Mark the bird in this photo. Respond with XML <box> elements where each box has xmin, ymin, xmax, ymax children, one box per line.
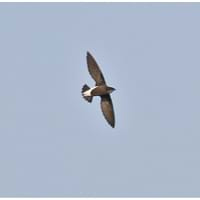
<box><xmin>82</xmin><ymin>51</ymin><xmax>116</xmax><ymax>128</ymax></box>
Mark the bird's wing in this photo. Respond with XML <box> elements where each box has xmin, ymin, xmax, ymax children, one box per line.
<box><xmin>100</xmin><ymin>94</ymin><xmax>115</xmax><ymax>128</ymax></box>
<box><xmin>87</xmin><ymin>52</ymin><xmax>106</xmax><ymax>85</ymax></box>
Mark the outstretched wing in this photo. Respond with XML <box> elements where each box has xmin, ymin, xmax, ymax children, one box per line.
<box><xmin>86</xmin><ymin>52</ymin><xmax>106</xmax><ymax>86</ymax></box>
<box><xmin>100</xmin><ymin>95</ymin><xmax>115</xmax><ymax>128</ymax></box>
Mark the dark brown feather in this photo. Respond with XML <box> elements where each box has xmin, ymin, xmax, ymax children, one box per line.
<box><xmin>100</xmin><ymin>95</ymin><xmax>115</xmax><ymax>128</ymax></box>
<box><xmin>87</xmin><ymin>52</ymin><xmax>106</xmax><ymax>86</ymax></box>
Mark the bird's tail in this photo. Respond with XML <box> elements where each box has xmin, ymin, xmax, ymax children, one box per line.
<box><xmin>82</xmin><ymin>84</ymin><xmax>93</xmax><ymax>103</ymax></box>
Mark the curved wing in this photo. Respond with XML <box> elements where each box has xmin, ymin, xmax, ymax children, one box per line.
<box><xmin>87</xmin><ymin>52</ymin><xmax>106</xmax><ymax>86</ymax></box>
<box><xmin>100</xmin><ymin>95</ymin><xmax>115</xmax><ymax>128</ymax></box>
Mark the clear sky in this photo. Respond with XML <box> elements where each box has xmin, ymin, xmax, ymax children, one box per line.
<box><xmin>0</xmin><ymin>3</ymin><xmax>200</xmax><ymax>197</ymax></box>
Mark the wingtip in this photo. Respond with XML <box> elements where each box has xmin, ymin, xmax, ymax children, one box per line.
<box><xmin>109</xmin><ymin>121</ymin><xmax>115</xmax><ymax>128</ymax></box>
<box><xmin>86</xmin><ymin>51</ymin><xmax>92</xmax><ymax>57</ymax></box>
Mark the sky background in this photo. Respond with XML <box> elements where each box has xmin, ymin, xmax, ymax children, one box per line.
<box><xmin>0</xmin><ymin>3</ymin><xmax>200</xmax><ymax>197</ymax></box>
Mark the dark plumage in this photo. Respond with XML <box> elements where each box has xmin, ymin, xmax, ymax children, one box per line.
<box><xmin>82</xmin><ymin>52</ymin><xmax>116</xmax><ymax>128</ymax></box>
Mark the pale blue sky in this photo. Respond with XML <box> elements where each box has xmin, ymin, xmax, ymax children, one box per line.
<box><xmin>0</xmin><ymin>3</ymin><xmax>200</xmax><ymax>197</ymax></box>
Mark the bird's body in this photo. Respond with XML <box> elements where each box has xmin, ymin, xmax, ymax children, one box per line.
<box><xmin>83</xmin><ymin>85</ymin><xmax>114</xmax><ymax>97</ymax></box>
<box><xmin>81</xmin><ymin>52</ymin><xmax>116</xmax><ymax>128</ymax></box>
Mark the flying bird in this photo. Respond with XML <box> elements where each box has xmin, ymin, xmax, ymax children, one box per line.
<box><xmin>82</xmin><ymin>52</ymin><xmax>116</xmax><ymax>128</ymax></box>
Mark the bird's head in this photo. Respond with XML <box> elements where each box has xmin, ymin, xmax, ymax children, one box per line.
<box><xmin>107</xmin><ymin>86</ymin><xmax>116</xmax><ymax>94</ymax></box>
